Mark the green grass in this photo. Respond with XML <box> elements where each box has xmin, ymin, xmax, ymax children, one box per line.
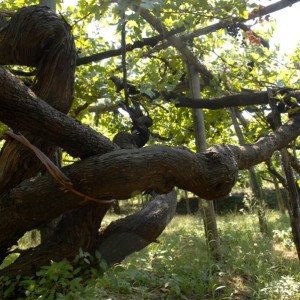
<box><xmin>95</xmin><ymin>211</ymin><xmax>300</xmax><ymax>299</ymax></box>
<box><xmin>1</xmin><ymin>211</ymin><xmax>300</xmax><ymax>299</ymax></box>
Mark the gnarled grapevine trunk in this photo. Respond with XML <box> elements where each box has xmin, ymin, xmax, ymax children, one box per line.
<box><xmin>0</xmin><ymin>6</ymin><xmax>178</xmax><ymax>275</ymax></box>
<box><xmin>2</xmin><ymin>191</ymin><xmax>177</xmax><ymax>276</ymax></box>
<box><xmin>0</xmin><ymin>5</ymin><xmax>76</xmax><ymax>192</ymax></box>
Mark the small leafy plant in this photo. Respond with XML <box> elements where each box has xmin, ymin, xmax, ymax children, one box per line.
<box><xmin>0</xmin><ymin>249</ymin><xmax>108</xmax><ymax>299</ymax></box>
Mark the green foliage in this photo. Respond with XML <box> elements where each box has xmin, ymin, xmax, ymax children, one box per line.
<box><xmin>0</xmin><ymin>0</ymin><xmax>38</xmax><ymax>10</ymax></box>
<box><xmin>96</xmin><ymin>213</ymin><xmax>300</xmax><ymax>299</ymax></box>
<box><xmin>0</xmin><ymin>249</ymin><xmax>108</xmax><ymax>299</ymax></box>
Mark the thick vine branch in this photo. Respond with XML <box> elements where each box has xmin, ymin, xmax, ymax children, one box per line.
<box><xmin>0</xmin><ymin>3</ymin><xmax>299</xmax><ymax>278</ymax></box>
<box><xmin>0</xmin><ymin>66</ymin><xmax>299</xmax><ymax>168</ymax></box>
<box><xmin>0</xmin><ymin>144</ymin><xmax>237</xmax><ymax>255</ymax></box>
<box><xmin>173</xmin><ymin>90</ymin><xmax>300</xmax><ymax>109</ymax></box>
<box><xmin>171</xmin><ymin>91</ymin><xmax>270</xmax><ymax>108</ymax></box>
<box><xmin>109</xmin><ymin>76</ymin><xmax>299</xmax><ymax>110</ymax></box>
<box><xmin>0</xmin><ymin>5</ymin><xmax>77</xmax><ymax>192</ymax></box>
<box><xmin>226</xmin><ymin>115</ymin><xmax>300</xmax><ymax>169</ymax></box>
<box><xmin>96</xmin><ymin>190</ymin><xmax>177</xmax><ymax>265</ymax></box>
<box><xmin>1</xmin><ymin>191</ymin><xmax>177</xmax><ymax>276</ymax></box>
<box><xmin>1</xmin><ymin>111</ymin><xmax>300</xmax><ymax>254</ymax></box>
<box><xmin>0</xmin><ymin>68</ymin><xmax>118</xmax><ymax>159</ymax></box>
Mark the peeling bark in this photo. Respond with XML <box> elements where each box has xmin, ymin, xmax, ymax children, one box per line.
<box><xmin>0</xmin><ymin>6</ymin><xmax>181</xmax><ymax>276</ymax></box>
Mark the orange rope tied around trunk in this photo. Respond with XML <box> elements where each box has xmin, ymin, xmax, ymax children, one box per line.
<box><xmin>4</xmin><ymin>131</ymin><xmax>113</xmax><ymax>205</ymax></box>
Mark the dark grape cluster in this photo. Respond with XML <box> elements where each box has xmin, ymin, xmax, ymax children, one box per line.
<box><xmin>227</xmin><ymin>25</ymin><xmax>239</xmax><ymax>38</ymax></box>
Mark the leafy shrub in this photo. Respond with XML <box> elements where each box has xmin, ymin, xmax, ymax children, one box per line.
<box><xmin>0</xmin><ymin>249</ymin><xmax>108</xmax><ymax>299</ymax></box>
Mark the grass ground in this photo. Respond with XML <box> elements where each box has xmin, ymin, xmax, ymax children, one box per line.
<box><xmin>95</xmin><ymin>211</ymin><xmax>300</xmax><ymax>299</ymax></box>
<box><xmin>1</xmin><ymin>210</ymin><xmax>300</xmax><ymax>299</ymax></box>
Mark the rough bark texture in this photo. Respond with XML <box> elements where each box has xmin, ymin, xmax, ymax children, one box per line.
<box><xmin>0</xmin><ymin>145</ymin><xmax>238</xmax><ymax>256</ymax></box>
<box><xmin>0</xmin><ymin>68</ymin><xmax>118</xmax><ymax>158</ymax></box>
<box><xmin>0</xmin><ymin>6</ymin><xmax>177</xmax><ymax>276</ymax></box>
<box><xmin>0</xmin><ymin>112</ymin><xmax>299</xmax><ymax>273</ymax></box>
<box><xmin>96</xmin><ymin>191</ymin><xmax>177</xmax><ymax>265</ymax></box>
<box><xmin>2</xmin><ymin>191</ymin><xmax>177</xmax><ymax>276</ymax></box>
<box><xmin>0</xmin><ymin>5</ymin><xmax>76</xmax><ymax>192</ymax></box>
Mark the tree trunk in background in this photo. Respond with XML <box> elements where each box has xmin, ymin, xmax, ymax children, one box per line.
<box><xmin>266</xmin><ymin>157</ymin><xmax>286</xmax><ymax>214</ymax></box>
<box><xmin>184</xmin><ymin>190</ymin><xmax>191</xmax><ymax>214</ymax></box>
<box><xmin>1</xmin><ymin>4</ymin><xmax>300</xmax><ymax>279</ymax></box>
<box><xmin>268</xmin><ymin>96</ymin><xmax>300</xmax><ymax>260</ymax></box>
<box><xmin>248</xmin><ymin>168</ymin><xmax>268</xmax><ymax>234</ymax></box>
<box><xmin>273</xmin><ymin>175</ymin><xmax>286</xmax><ymax>214</ymax></box>
<box><xmin>273</xmin><ymin>151</ymin><xmax>290</xmax><ymax>208</ymax></box>
<box><xmin>229</xmin><ymin>108</ymin><xmax>268</xmax><ymax>234</ymax></box>
<box><xmin>280</xmin><ymin>148</ymin><xmax>300</xmax><ymax>260</ymax></box>
<box><xmin>188</xmin><ymin>63</ymin><xmax>222</xmax><ymax>261</ymax></box>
